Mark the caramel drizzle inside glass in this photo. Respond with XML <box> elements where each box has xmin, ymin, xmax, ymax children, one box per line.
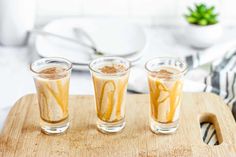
<box><xmin>36</xmin><ymin>67</ymin><xmax>69</xmax><ymax>123</ymax></box>
<box><xmin>92</xmin><ymin>64</ymin><xmax>128</xmax><ymax>122</ymax></box>
<box><xmin>149</xmin><ymin>69</ymin><xmax>182</xmax><ymax>123</ymax></box>
<box><xmin>93</xmin><ymin>77</ymin><xmax>128</xmax><ymax>122</ymax></box>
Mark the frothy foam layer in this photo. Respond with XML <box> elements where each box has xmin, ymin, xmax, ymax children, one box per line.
<box><xmin>150</xmin><ymin>67</ymin><xmax>180</xmax><ymax>79</ymax></box>
<box><xmin>39</xmin><ymin>67</ymin><xmax>66</xmax><ymax>74</ymax></box>
<box><xmin>96</xmin><ymin>64</ymin><xmax>127</xmax><ymax>74</ymax></box>
<box><xmin>38</xmin><ymin>66</ymin><xmax>68</xmax><ymax>79</ymax></box>
<box><xmin>157</xmin><ymin>69</ymin><xmax>173</xmax><ymax>75</ymax></box>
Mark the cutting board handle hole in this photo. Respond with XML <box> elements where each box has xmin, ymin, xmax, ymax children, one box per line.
<box><xmin>199</xmin><ymin>113</ymin><xmax>223</xmax><ymax>145</ymax></box>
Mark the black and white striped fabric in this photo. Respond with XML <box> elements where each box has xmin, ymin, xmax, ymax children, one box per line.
<box><xmin>184</xmin><ymin>49</ymin><xmax>236</xmax><ymax>145</ymax></box>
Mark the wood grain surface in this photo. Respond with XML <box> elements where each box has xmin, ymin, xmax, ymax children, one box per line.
<box><xmin>1</xmin><ymin>93</ymin><xmax>236</xmax><ymax>157</ymax></box>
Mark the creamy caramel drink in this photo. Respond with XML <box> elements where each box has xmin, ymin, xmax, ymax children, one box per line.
<box><xmin>145</xmin><ymin>58</ymin><xmax>187</xmax><ymax>134</ymax></box>
<box><xmin>30</xmin><ymin>58</ymin><xmax>72</xmax><ymax>134</ymax></box>
<box><xmin>89</xmin><ymin>57</ymin><xmax>130</xmax><ymax>133</ymax></box>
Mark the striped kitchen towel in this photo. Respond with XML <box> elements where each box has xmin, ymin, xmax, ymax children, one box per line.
<box><xmin>189</xmin><ymin>49</ymin><xmax>236</xmax><ymax>145</ymax></box>
<box><xmin>128</xmin><ymin>42</ymin><xmax>236</xmax><ymax>145</ymax></box>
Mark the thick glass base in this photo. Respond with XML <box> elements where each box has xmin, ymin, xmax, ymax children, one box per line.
<box><xmin>97</xmin><ymin>118</ymin><xmax>125</xmax><ymax>134</ymax></box>
<box><xmin>150</xmin><ymin>118</ymin><xmax>179</xmax><ymax>134</ymax></box>
<box><xmin>40</xmin><ymin>118</ymin><xmax>69</xmax><ymax>135</ymax></box>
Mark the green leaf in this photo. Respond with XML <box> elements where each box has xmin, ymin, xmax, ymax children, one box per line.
<box><xmin>192</xmin><ymin>12</ymin><xmax>200</xmax><ymax>18</ymax></box>
<box><xmin>207</xmin><ymin>6</ymin><xmax>215</xmax><ymax>14</ymax></box>
<box><xmin>198</xmin><ymin>4</ymin><xmax>207</xmax><ymax>14</ymax></box>
<box><xmin>198</xmin><ymin>19</ymin><xmax>208</xmax><ymax>26</ymax></box>
<box><xmin>194</xmin><ymin>3</ymin><xmax>198</xmax><ymax>8</ymax></box>
<box><xmin>187</xmin><ymin>16</ymin><xmax>197</xmax><ymax>24</ymax></box>
<box><xmin>203</xmin><ymin>13</ymin><xmax>211</xmax><ymax>20</ymax></box>
<box><xmin>211</xmin><ymin>13</ymin><xmax>219</xmax><ymax>18</ymax></box>
<box><xmin>208</xmin><ymin>18</ymin><xmax>218</xmax><ymax>24</ymax></box>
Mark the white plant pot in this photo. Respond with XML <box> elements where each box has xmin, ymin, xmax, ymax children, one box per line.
<box><xmin>185</xmin><ymin>23</ymin><xmax>223</xmax><ymax>48</ymax></box>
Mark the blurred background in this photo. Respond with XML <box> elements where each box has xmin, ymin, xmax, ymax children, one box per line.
<box><xmin>35</xmin><ymin>0</ymin><xmax>230</xmax><ymax>26</ymax></box>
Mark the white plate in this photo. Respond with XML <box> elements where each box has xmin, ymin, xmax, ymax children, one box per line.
<box><xmin>35</xmin><ymin>18</ymin><xmax>146</xmax><ymax>69</ymax></box>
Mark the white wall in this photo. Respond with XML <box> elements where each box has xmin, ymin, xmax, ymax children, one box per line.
<box><xmin>35</xmin><ymin>0</ymin><xmax>236</xmax><ymax>26</ymax></box>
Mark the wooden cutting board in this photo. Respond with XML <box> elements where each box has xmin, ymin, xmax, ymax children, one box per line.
<box><xmin>1</xmin><ymin>93</ymin><xmax>236</xmax><ymax>157</ymax></box>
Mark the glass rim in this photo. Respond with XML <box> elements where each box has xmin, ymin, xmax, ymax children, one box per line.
<box><xmin>89</xmin><ymin>56</ymin><xmax>131</xmax><ymax>76</ymax></box>
<box><xmin>30</xmin><ymin>57</ymin><xmax>73</xmax><ymax>75</ymax></box>
<box><xmin>145</xmin><ymin>57</ymin><xmax>188</xmax><ymax>76</ymax></box>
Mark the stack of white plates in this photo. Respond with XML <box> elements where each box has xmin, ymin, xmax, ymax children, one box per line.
<box><xmin>35</xmin><ymin>18</ymin><xmax>146</xmax><ymax>70</ymax></box>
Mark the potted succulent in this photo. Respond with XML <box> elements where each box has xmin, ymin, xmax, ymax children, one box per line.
<box><xmin>184</xmin><ymin>3</ymin><xmax>222</xmax><ymax>48</ymax></box>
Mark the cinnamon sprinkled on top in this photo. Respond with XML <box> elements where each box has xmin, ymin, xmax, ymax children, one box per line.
<box><xmin>157</xmin><ymin>69</ymin><xmax>173</xmax><ymax>75</ymax></box>
<box><xmin>150</xmin><ymin>68</ymin><xmax>178</xmax><ymax>80</ymax></box>
<box><xmin>39</xmin><ymin>67</ymin><xmax>66</xmax><ymax>74</ymax></box>
<box><xmin>99</xmin><ymin>64</ymin><xmax>127</xmax><ymax>74</ymax></box>
<box><xmin>39</xmin><ymin>67</ymin><xmax>67</xmax><ymax>79</ymax></box>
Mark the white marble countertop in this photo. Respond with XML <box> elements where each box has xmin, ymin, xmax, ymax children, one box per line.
<box><xmin>1</xmin><ymin>26</ymin><xmax>236</xmax><ymax>130</ymax></box>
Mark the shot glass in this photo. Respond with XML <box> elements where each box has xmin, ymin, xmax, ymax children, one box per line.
<box><xmin>89</xmin><ymin>57</ymin><xmax>131</xmax><ymax>133</ymax></box>
<box><xmin>145</xmin><ymin>57</ymin><xmax>188</xmax><ymax>134</ymax></box>
<box><xmin>30</xmin><ymin>57</ymin><xmax>72</xmax><ymax>134</ymax></box>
